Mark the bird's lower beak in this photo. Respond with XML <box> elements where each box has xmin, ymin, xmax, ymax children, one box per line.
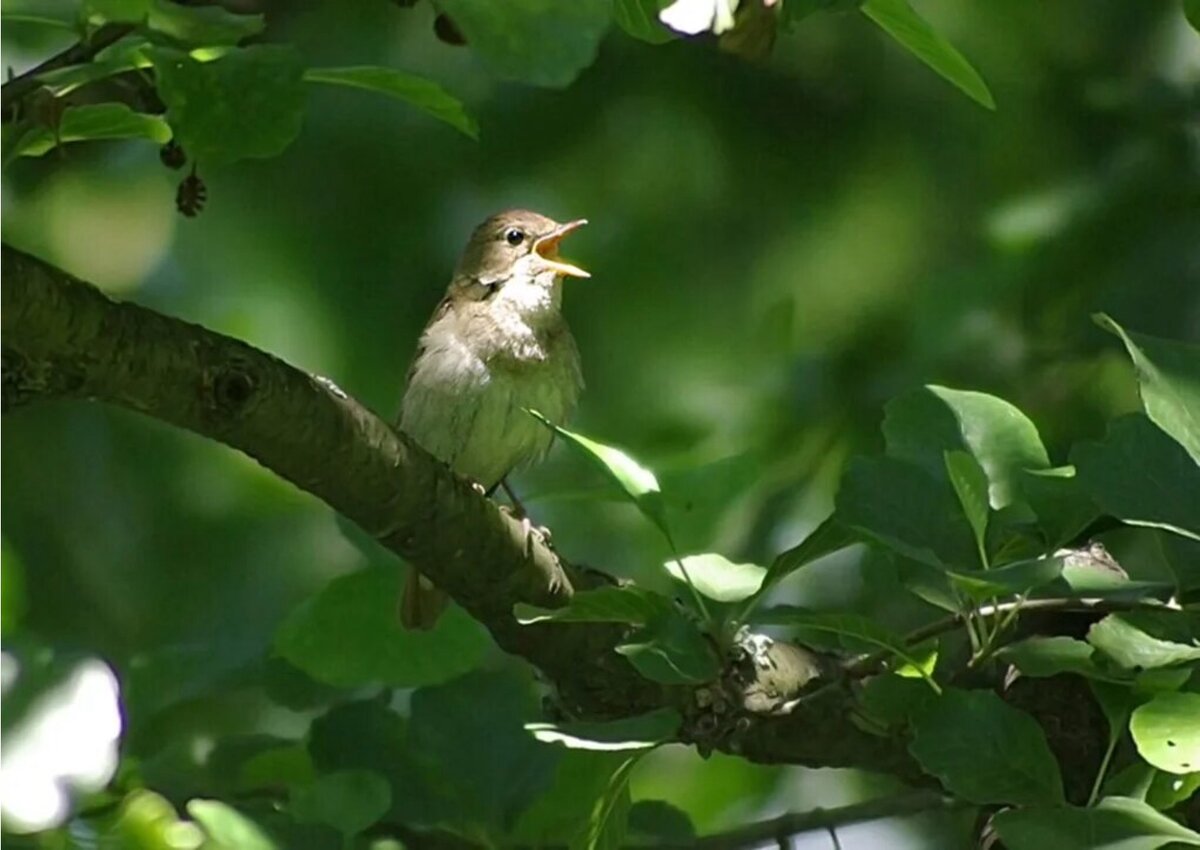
<box><xmin>534</xmin><ymin>219</ymin><xmax>590</xmax><ymax>278</ymax></box>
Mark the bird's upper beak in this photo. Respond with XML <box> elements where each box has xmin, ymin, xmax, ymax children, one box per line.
<box><xmin>533</xmin><ymin>219</ymin><xmax>590</xmax><ymax>279</ymax></box>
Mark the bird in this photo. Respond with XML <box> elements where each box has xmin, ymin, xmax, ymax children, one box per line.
<box><xmin>396</xmin><ymin>209</ymin><xmax>589</xmax><ymax>629</ymax></box>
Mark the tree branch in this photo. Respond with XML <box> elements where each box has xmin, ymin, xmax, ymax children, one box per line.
<box><xmin>0</xmin><ymin>243</ymin><xmax>924</xmax><ymax>780</ymax></box>
<box><xmin>1</xmin><ymin>23</ymin><xmax>135</xmax><ymax>117</ymax></box>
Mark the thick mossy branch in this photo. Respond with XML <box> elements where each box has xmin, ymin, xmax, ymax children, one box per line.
<box><xmin>0</xmin><ymin>243</ymin><xmax>920</xmax><ymax>778</ymax></box>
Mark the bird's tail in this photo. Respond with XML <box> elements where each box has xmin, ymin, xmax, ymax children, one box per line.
<box><xmin>399</xmin><ymin>568</ymin><xmax>450</xmax><ymax>630</ymax></box>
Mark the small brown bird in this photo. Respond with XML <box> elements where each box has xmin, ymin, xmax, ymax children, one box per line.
<box><xmin>397</xmin><ymin>210</ymin><xmax>589</xmax><ymax>629</ymax></box>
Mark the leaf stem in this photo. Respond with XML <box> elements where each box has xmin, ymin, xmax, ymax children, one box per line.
<box><xmin>1087</xmin><ymin>729</ymin><xmax>1120</xmax><ymax>807</ymax></box>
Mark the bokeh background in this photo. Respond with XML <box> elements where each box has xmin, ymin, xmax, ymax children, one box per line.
<box><xmin>3</xmin><ymin>0</ymin><xmax>1198</xmax><ymax>845</ymax></box>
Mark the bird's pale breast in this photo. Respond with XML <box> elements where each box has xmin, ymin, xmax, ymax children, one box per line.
<box><xmin>399</xmin><ymin>305</ymin><xmax>582</xmax><ymax>490</ymax></box>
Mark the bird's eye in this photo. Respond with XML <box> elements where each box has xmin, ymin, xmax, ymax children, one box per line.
<box><xmin>504</xmin><ymin>228</ymin><xmax>525</xmax><ymax>246</ymax></box>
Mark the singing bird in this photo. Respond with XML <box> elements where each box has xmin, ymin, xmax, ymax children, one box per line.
<box><xmin>396</xmin><ymin>210</ymin><xmax>589</xmax><ymax>629</ymax></box>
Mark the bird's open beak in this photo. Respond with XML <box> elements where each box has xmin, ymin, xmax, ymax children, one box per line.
<box><xmin>534</xmin><ymin>219</ymin><xmax>590</xmax><ymax>278</ymax></box>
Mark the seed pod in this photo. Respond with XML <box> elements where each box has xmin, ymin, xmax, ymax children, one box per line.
<box><xmin>176</xmin><ymin>166</ymin><xmax>207</xmax><ymax>217</ymax></box>
<box><xmin>434</xmin><ymin>13</ymin><xmax>466</xmax><ymax>45</ymax></box>
<box><xmin>160</xmin><ymin>139</ymin><xmax>186</xmax><ymax>170</ymax></box>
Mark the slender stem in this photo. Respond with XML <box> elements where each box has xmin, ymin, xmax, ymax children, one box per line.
<box><xmin>664</xmin><ymin>528</ymin><xmax>715</xmax><ymax>628</ymax></box>
<box><xmin>1087</xmin><ymin>729</ymin><xmax>1121</xmax><ymax>807</ymax></box>
<box><xmin>0</xmin><ymin>22</ymin><xmax>135</xmax><ymax>115</ymax></box>
<box><xmin>845</xmin><ymin>595</ymin><xmax>1179</xmax><ymax>678</ymax></box>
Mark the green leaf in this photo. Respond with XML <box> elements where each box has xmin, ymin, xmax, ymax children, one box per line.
<box><xmin>0</xmin><ymin>13</ymin><xmax>78</xmax><ymax>32</ymax></box>
<box><xmin>186</xmin><ymin>800</ymin><xmax>277</xmax><ymax>850</ymax></box>
<box><xmin>1072</xmin><ymin>414</ymin><xmax>1200</xmax><ymax>542</ymax></box>
<box><xmin>409</xmin><ymin>670</ymin><xmax>560</xmax><ymax>836</ymax></box>
<box><xmin>530</xmin><ymin>411</ymin><xmax>670</xmax><ymax>536</ymax></box>
<box><xmin>509</xmin><ymin>750</ymin><xmax>634</xmax><ymax>848</ymax></box>
<box><xmin>307</xmin><ymin>699</ymin><xmax>455</xmax><ymax>827</ymax></box>
<box><xmin>151</xmin><ymin>45</ymin><xmax>306</xmax><ymax>166</ymax></box>
<box><xmin>664</xmin><ymin>553</ymin><xmax>765</xmax><ymax>602</ymax></box>
<box><xmin>754</xmin><ymin>608</ymin><xmax>940</xmax><ymax>692</ymax></box>
<box><xmin>304</xmin><ymin>66</ymin><xmax>478</xmax><ymax>139</ymax></box>
<box><xmin>1147</xmin><ymin>769</ymin><xmax>1200</xmax><ymax>810</ymax></box>
<box><xmin>759</xmin><ymin>515</ymin><xmax>856</xmax><ymax>592</ymax></box>
<box><xmin>83</xmin><ymin>0</ymin><xmax>149</xmax><ymax>24</ymax></box>
<box><xmin>1088</xmin><ymin>613</ymin><xmax>1200</xmax><ymax>670</ymax></box>
<box><xmin>1131</xmin><ymin>692</ymin><xmax>1200</xmax><ymax>775</ymax></box>
<box><xmin>514</xmin><ymin>585</ymin><xmax>671</xmax><ymax>625</ymax></box>
<box><xmin>993</xmin><ymin>796</ymin><xmax>1200</xmax><ymax>850</ymax></box>
<box><xmin>613</xmin><ymin>0</ymin><xmax>675</xmax><ymax>44</ymax></box>
<box><xmin>575</xmin><ymin>756</ymin><xmax>637</xmax><ymax>850</ymax></box>
<box><xmin>861</xmin><ymin>0</ymin><xmax>994</xmax><ymax>109</ymax></box>
<box><xmin>626</xmin><ymin>800</ymin><xmax>695</xmax><ymax>845</ymax></box>
<box><xmin>1187</xmin><ymin>0</ymin><xmax>1200</xmax><ymax>33</ymax></box>
<box><xmin>998</xmin><ymin>636</ymin><xmax>1130</xmax><ymax>684</ymax></box>
<box><xmin>1020</xmin><ymin>466</ymin><xmax>1101</xmax><ymax>550</ymax></box>
<box><xmin>274</xmin><ymin>565</ymin><xmax>488</xmax><ymax>688</ymax></box>
<box><xmin>909</xmin><ymin>688</ymin><xmax>1064</xmax><ymax>805</ymax></box>
<box><xmin>525</xmin><ymin>708</ymin><xmax>680</xmax><ymax>751</ymax></box>
<box><xmin>616</xmin><ymin>608</ymin><xmax>719</xmax><ymax>684</ymax></box>
<box><xmin>10</xmin><ymin>103</ymin><xmax>171</xmax><ymax>158</ymax></box>
<box><xmin>1096</xmin><ymin>314</ymin><xmax>1200</xmax><ymax>465</ymax></box>
<box><xmin>946</xmin><ymin>556</ymin><xmax>1063</xmax><ymax>603</ymax></box>
<box><xmin>436</xmin><ymin>0</ymin><xmax>613</xmax><ymax>87</ymax></box>
<box><xmin>883</xmin><ymin>385</ymin><xmax>1049</xmax><ymax>509</ymax></box>
<box><xmin>290</xmin><ymin>770</ymin><xmax>391</xmax><ymax>837</ymax></box>
<box><xmin>836</xmin><ymin>456</ymin><xmax>978</xmax><ymax>568</ymax></box>
<box><xmin>944</xmin><ymin>449</ymin><xmax>989</xmax><ymax>566</ymax></box>
<box><xmin>146</xmin><ymin>0</ymin><xmax>265</xmax><ymax>45</ymax></box>
<box><xmin>858</xmin><ymin>672</ymin><xmax>936</xmax><ymax>728</ymax></box>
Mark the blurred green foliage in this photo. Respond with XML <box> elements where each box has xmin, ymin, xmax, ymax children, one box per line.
<box><xmin>2</xmin><ymin>0</ymin><xmax>1198</xmax><ymax>846</ymax></box>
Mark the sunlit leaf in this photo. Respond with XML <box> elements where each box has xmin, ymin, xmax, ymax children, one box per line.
<box><xmin>304</xmin><ymin>66</ymin><xmax>478</xmax><ymax>139</ymax></box>
<box><xmin>883</xmin><ymin>385</ymin><xmax>1049</xmax><ymax>509</ymax></box>
<box><xmin>186</xmin><ymin>800</ymin><xmax>277</xmax><ymax>850</ymax></box>
<box><xmin>1096</xmin><ymin>313</ymin><xmax>1200</xmax><ymax>465</ymax></box>
<box><xmin>526</xmin><ymin>708</ymin><xmax>680</xmax><ymax>751</ymax></box>
<box><xmin>530</xmin><ymin>411</ymin><xmax>669</xmax><ymax>535</ymax></box>
<box><xmin>909</xmin><ymin>688</ymin><xmax>1064</xmax><ymax>805</ymax></box>
<box><xmin>10</xmin><ymin>103</ymin><xmax>170</xmax><ymax>158</ymax></box>
<box><xmin>1131</xmin><ymin>692</ymin><xmax>1200</xmax><ymax>775</ymax></box>
<box><xmin>1073</xmin><ymin>414</ymin><xmax>1200</xmax><ymax>542</ymax></box>
<box><xmin>993</xmin><ymin>796</ymin><xmax>1200</xmax><ymax>849</ymax></box>
<box><xmin>146</xmin><ymin>0</ymin><xmax>265</xmax><ymax>45</ymax></box>
<box><xmin>83</xmin><ymin>0</ymin><xmax>149</xmax><ymax>24</ymax></box>
<box><xmin>1088</xmin><ymin>613</ymin><xmax>1200</xmax><ymax>670</ymax></box>
<box><xmin>664</xmin><ymin>553</ymin><xmax>765</xmax><ymax>602</ymax></box>
<box><xmin>861</xmin><ymin>0</ymin><xmax>995</xmax><ymax>110</ymax></box>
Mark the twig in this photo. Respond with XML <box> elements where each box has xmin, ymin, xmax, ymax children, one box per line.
<box><xmin>845</xmin><ymin>595</ymin><xmax>1177</xmax><ymax>678</ymax></box>
<box><xmin>1</xmin><ymin>22</ymin><xmax>135</xmax><ymax>116</ymax></box>
<box><xmin>675</xmin><ymin>790</ymin><xmax>966</xmax><ymax>850</ymax></box>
